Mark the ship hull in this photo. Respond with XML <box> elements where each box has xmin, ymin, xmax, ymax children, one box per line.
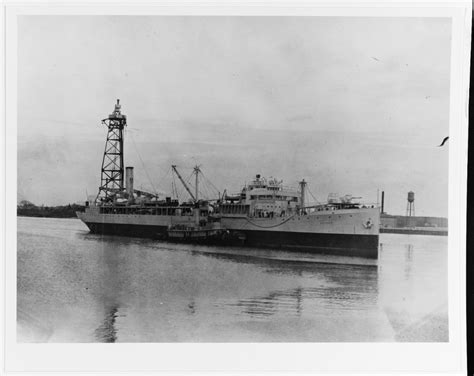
<box><xmin>231</xmin><ymin>229</ymin><xmax>378</xmax><ymax>258</ymax></box>
<box><xmin>78</xmin><ymin>207</ymin><xmax>380</xmax><ymax>258</ymax></box>
<box><xmin>84</xmin><ymin>221</ymin><xmax>168</xmax><ymax>239</ymax></box>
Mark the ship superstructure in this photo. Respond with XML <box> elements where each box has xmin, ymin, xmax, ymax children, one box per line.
<box><xmin>77</xmin><ymin>101</ymin><xmax>380</xmax><ymax>258</ymax></box>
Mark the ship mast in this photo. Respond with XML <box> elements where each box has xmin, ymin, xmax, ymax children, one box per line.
<box><xmin>194</xmin><ymin>165</ymin><xmax>200</xmax><ymax>202</ymax></box>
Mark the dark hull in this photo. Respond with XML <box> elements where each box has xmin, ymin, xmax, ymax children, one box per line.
<box><xmin>381</xmin><ymin>228</ymin><xmax>448</xmax><ymax>236</ymax></box>
<box><xmin>84</xmin><ymin>221</ymin><xmax>379</xmax><ymax>258</ymax></box>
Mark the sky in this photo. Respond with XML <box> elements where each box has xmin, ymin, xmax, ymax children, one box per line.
<box><xmin>17</xmin><ymin>16</ymin><xmax>451</xmax><ymax>216</ymax></box>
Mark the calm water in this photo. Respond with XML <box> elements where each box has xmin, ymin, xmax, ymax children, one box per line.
<box><xmin>17</xmin><ymin>217</ymin><xmax>448</xmax><ymax>342</ymax></box>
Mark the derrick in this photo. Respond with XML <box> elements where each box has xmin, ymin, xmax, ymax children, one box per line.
<box><xmin>97</xmin><ymin>99</ymin><xmax>127</xmax><ymax>203</ymax></box>
<box><xmin>171</xmin><ymin>165</ymin><xmax>197</xmax><ymax>202</ymax></box>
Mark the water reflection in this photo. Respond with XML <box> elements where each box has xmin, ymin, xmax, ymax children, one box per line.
<box><xmin>295</xmin><ymin>287</ymin><xmax>303</xmax><ymax>315</ymax></box>
<box><xmin>86</xmin><ymin>231</ymin><xmax>380</xmax><ymax>336</ymax></box>
<box><xmin>168</xmin><ymin>245</ymin><xmax>379</xmax><ymax>320</ymax></box>
<box><xmin>94</xmin><ymin>241</ymin><xmax>124</xmax><ymax>342</ymax></box>
<box><xmin>230</xmin><ymin>280</ymin><xmax>379</xmax><ymax>319</ymax></box>
<box><xmin>94</xmin><ymin>305</ymin><xmax>119</xmax><ymax>342</ymax></box>
<box><xmin>404</xmin><ymin>244</ymin><xmax>413</xmax><ymax>280</ymax></box>
<box><xmin>231</xmin><ymin>287</ymin><xmax>305</xmax><ymax>318</ymax></box>
<box><xmin>187</xmin><ymin>300</ymin><xmax>196</xmax><ymax>315</ymax></box>
<box><xmin>17</xmin><ymin>217</ymin><xmax>448</xmax><ymax>342</ymax></box>
<box><xmin>188</xmin><ymin>247</ymin><xmax>377</xmax><ymax>274</ymax></box>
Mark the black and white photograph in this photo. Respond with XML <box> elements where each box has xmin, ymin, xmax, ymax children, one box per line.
<box><xmin>3</xmin><ymin>2</ymin><xmax>470</xmax><ymax>374</ymax></box>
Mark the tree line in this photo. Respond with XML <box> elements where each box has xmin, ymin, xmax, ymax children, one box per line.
<box><xmin>17</xmin><ymin>200</ymin><xmax>85</xmax><ymax>218</ymax></box>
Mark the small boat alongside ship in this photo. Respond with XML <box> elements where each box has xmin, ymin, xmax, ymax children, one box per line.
<box><xmin>76</xmin><ymin>100</ymin><xmax>380</xmax><ymax>258</ymax></box>
<box><xmin>167</xmin><ymin>223</ymin><xmax>225</xmax><ymax>241</ymax></box>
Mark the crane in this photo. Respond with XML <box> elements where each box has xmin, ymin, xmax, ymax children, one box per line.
<box><xmin>171</xmin><ymin>165</ymin><xmax>196</xmax><ymax>202</ymax></box>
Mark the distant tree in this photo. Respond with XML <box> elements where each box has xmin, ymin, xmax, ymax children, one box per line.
<box><xmin>17</xmin><ymin>201</ymin><xmax>85</xmax><ymax>218</ymax></box>
<box><xmin>18</xmin><ymin>200</ymin><xmax>36</xmax><ymax>208</ymax></box>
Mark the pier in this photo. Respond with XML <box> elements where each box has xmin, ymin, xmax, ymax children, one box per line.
<box><xmin>380</xmin><ymin>214</ymin><xmax>447</xmax><ymax>236</ymax></box>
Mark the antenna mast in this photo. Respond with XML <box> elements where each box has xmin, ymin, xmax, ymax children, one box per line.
<box><xmin>97</xmin><ymin>99</ymin><xmax>127</xmax><ymax>203</ymax></box>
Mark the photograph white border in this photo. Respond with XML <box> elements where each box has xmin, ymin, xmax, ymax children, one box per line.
<box><xmin>2</xmin><ymin>1</ymin><xmax>470</xmax><ymax>374</ymax></box>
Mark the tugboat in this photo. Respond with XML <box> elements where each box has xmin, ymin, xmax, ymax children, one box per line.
<box><xmin>166</xmin><ymin>202</ymin><xmax>226</xmax><ymax>243</ymax></box>
<box><xmin>167</xmin><ymin>222</ymin><xmax>225</xmax><ymax>241</ymax></box>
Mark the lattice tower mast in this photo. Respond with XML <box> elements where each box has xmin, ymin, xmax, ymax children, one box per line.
<box><xmin>97</xmin><ymin>99</ymin><xmax>127</xmax><ymax>203</ymax></box>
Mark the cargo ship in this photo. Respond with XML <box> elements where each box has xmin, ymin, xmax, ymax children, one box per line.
<box><xmin>77</xmin><ymin>101</ymin><xmax>380</xmax><ymax>258</ymax></box>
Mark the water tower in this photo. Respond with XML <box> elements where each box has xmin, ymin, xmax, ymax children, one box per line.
<box><xmin>406</xmin><ymin>191</ymin><xmax>415</xmax><ymax>216</ymax></box>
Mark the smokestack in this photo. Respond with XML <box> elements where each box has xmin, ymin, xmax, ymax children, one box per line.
<box><xmin>299</xmin><ymin>179</ymin><xmax>307</xmax><ymax>212</ymax></box>
<box><xmin>126</xmin><ymin>166</ymin><xmax>134</xmax><ymax>198</ymax></box>
<box><xmin>381</xmin><ymin>191</ymin><xmax>385</xmax><ymax>214</ymax></box>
